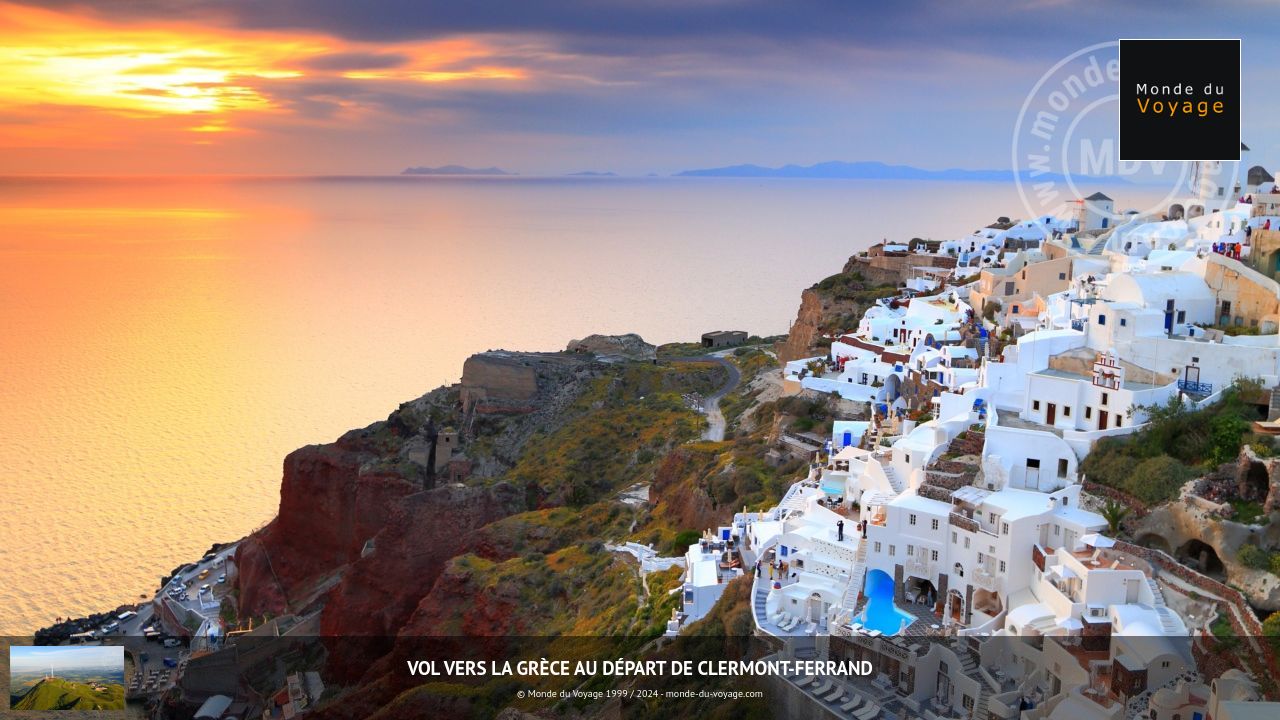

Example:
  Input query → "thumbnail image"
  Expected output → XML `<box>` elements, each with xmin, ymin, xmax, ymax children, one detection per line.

<box><xmin>9</xmin><ymin>646</ymin><xmax>125</xmax><ymax>711</ymax></box>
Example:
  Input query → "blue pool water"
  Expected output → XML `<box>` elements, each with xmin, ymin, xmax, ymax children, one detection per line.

<box><xmin>858</xmin><ymin>569</ymin><xmax>915</xmax><ymax>635</ymax></box>
<box><xmin>820</xmin><ymin>477</ymin><xmax>844</xmax><ymax>495</ymax></box>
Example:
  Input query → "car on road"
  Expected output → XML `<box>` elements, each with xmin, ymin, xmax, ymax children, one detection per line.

<box><xmin>197</xmin><ymin>569</ymin><xmax>210</xmax><ymax>580</ymax></box>
<box><xmin>101</xmin><ymin>621</ymin><xmax>119</xmax><ymax>633</ymax></box>
<box><xmin>200</xmin><ymin>583</ymin><xmax>211</xmax><ymax>593</ymax></box>
<box><xmin>217</xmin><ymin>574</ymin><xmax>227</xmax><ymax>584</ymax></box>
<box><xmin>162</xmin><ymin>638</ymin><xmax>181</xmax><ymax>648</ymax></box>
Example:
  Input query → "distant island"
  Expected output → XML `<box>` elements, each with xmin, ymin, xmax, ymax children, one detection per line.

<box><xmin>401</xmin><ymin>165</ymin><xmax>512</xmax><ymax>176</ymax></box>
<box><xmin>675</xmin><ymin>160</ymin><xmax>1119</xmax><ymax>183</ymax></box>
<box><xmin>567</xmin><ymin>171</ymin><xmax>617</xmax><ymax>177</ymax></box>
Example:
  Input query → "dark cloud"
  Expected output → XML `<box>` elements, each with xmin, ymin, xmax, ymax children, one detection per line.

<box><xmin>16</xmin><ymin>0</ymin><xmax>1262</xmax><ymax>61</ymax></box>
<box><xmin>295</xmin><ymin>51</ymin><xmax>412</xmax><ymax>71</ymax></box>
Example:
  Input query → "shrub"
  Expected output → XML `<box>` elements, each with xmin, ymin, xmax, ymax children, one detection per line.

<box><xmin>1237</xmin><ymin>543</ymin><xmax>1269</xmax><ymax>570</ymax></box>
<box><xmin>1123</xmin><ymin>455</ymin><xmax>1194</xmax><ymax>504</ymax></box>
<box><xmin>669</xmin><ymin>530</ymin><xmax>701</xmax><ymax>554</ymax></box>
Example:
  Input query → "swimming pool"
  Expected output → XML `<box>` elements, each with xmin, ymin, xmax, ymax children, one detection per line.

<box><xmin>820</xmin><ymin>477</ymin><xmax>845</xmax><ymax>496</ymax></box>
<box><xmin>857</xmin><ymin>569</ymin><xmax>916</xmax><ymax>635</ymax></box>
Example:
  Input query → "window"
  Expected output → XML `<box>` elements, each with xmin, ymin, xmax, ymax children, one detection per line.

<box><xmin>952</xmin><ymin>531</ymin><xmax>958</xmax><ymax>544</ymax></box>
<box><xmin>999</xmin><ymin>560</ymin><xmax>1007</xmax><ymax>573</ymax></box>
<box><xmin>1058</xmin><ymin>272</ymin><xmax>1066</xmax><ymax>280</ymax></box>
<box><xmin>931</xmin><ymin>550</ymin><xmax>939</xmax><ymax>561</ymax></box>
<box><xmin>1085</xmin><ymin>406</ymin><xmax>1092</xmax><ymax>419</ymax></box>
<box><xmin>1177</xmin><ymin>310</ymin><xmax>1186</xmax><ymax>323</ymax></box>
<box><xmin>1058</xmin><ymin>458</ymin><xmax>1069</xmax><ymax>479</ymax></box>
<box><xmin>1054</xmin><ymin>525</ymin><xmax>1061</xmax><ymax>536</ymax></box>
<box><xmin>1027</xmin><ymin>458</ymin><xmax>1040</xmax><ymax>469</ymax></box>
<box><xmin>909</xmin><ymin>514</ymin><xmax>917</xmax><ymax>526</ymax></box>
<box><xmin>1120</xmin><ymin>318</ymin><xmax>1127</xmax><ymax>327</ymax></box>
<box><xmin>1101</xmin><ymin>392</ymin><xmax>1109</xmax><ymax>406</ymax></box>
<box><xmin>1011</xmin><ymin>305</ymin><xmax>1019</xmax><ymax>314</ymax></box>
<box><xmin>907</xmin><ymin>545</ymin><xmax>914</xmax><ymax>556</ymax></box>
<box><xmin>889</xmin><ymin>545</ymin><xmax>896</xmax><ymax>557</ymax></box>
<box><xmin>874</xmin><ymin>541</ymin><xmax>882</xmax><ymax>553</ymax></box>
<box><xmin>964</xmin><ymin>537</ymin><xmax>971</xmax><ymax>549</ymax></box>
<box><xmin>1063</xmin><ymin>406</ymin><xmax>1071</xmax><ymax>417</ymax></box>
<box><xmin>1098</xmin><ymin>314</ymin><xmax>1106</xmax><ymax>325</ymax></box>
<box><xmin>932</xmin><ymin>519</ymin><xmax>939</xmax><ymax>531</ymax></box>
<box><xmin>1004</xmin><ymin>281</ymin><xmax>1014</xmax><ymax>295</ymax></box>
<box><xmin>1115</xmin><ymin>414</ymin><xmax>1122</xmax><ymax>428</ymax></box>
<box><xmin>1033</xmin><ymin>400</ymin><xmax>1041</xmax><ymax>411</ymax></box>
<box><xmin>1002</xmin><ymin>522</ymin><xmax>1009</xmax><ymax>535</ymax></box>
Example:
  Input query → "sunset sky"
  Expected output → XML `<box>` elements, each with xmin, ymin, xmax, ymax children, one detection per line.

<box><xmin>3</xmin><ymin>1</ymin><xmax>1278</xmax><ymax>175</ymax></box>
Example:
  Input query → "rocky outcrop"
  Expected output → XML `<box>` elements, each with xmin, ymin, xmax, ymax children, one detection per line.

<box><xmin>566</xmin><ymin>332</ymin><xmax>657</xmax><ymax>361</ymax></box>
<box><xmin>775</xmin><ymin>255</ymin><xmax>906</xmax><ymax>363</ymax></box>
<box><xmin>1133</xmin><ymin>496</ymin><xmax>1280</xmax><ymax>611</ymax></box>
<box><xmin>236</xmin><ymin>434</ymin><xmax>419</xmax><ymax>617</ymax></box>
<box><xmin>319</xmin><ymin>482</ymin><xmax>524</xmax><ymax>682</ymax></box>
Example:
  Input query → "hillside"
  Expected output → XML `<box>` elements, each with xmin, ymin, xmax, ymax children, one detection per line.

<box><xmin>10</xmin><ymin>677</ymin><xmax>124</xmax><ymax>711</ymax></box>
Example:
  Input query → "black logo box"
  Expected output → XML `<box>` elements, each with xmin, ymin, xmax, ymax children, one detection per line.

<box><xmin>1119</xmin><ymin>39</ymin><xmax>1240</xmax><ymax>161</ymax></box>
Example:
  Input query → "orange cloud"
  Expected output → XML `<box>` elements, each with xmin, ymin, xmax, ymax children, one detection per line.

<box><xmin>0</xmin><ymin>2</ymin><xmax>529</xmax><ymax>144</ymax></box>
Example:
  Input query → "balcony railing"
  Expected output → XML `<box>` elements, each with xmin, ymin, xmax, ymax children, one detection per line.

<box><xmin>1177</xmin><ymin>379</ymin><xmax>1213</xmax><ymax>395</ymax></box>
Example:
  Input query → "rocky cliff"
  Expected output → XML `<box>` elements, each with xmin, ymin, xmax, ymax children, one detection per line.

<box><xmin>775</xmin><ymin>254</ymin><xmax>904</xmax><ymax>362</ymax></box>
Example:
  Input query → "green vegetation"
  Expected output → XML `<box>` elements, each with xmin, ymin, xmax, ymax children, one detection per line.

<box><xmin>10</xmin><ymin>678</ymin><xmax>125</xmax><ymax>711</ymax></box>
<box><xmin>1264</xmin><ymin>611</ymin><xmax>1280</xmax><ymax>650</ymax></box>
<box><xmin>776</xmin><ymin>394</ymin><xmax>836</xmax><ymax>438</ymax></box>
<box><xmin>812</xmin><ymin>270</ymin><xmax>899</xmax><ymax>303</ymax></box>
<box><xmin>1099</xmin><ymin>499</ymin><xmax>1131</xmax><ymax>535</ymax></box>
<box><xmin>668</xmin><ymin>529</ymin><xmax>701</xmax><ymax>555</ymax></box>
<box><xmin>505</xmin><ymin>363</ymin><xmax>717</xmax><ymax>506</ymax></box>
<box><xmin>1197</xmin><ymin>322</ymin><xmax>1263</xmax><ymax>337</ymax></box>
<box><xmin>1081</xmin><ymin>380</ymin><xmax>1266</xmax><ymax>505</ymax></box>
<box><xmin>1237</xmin><ymin>544</ymin><xmax>1280</xmax><ymax>575</ymax></box>
<box><xmin>1231</xmin><ymin>500</ymin><xmax>1267</xmax><ymax>526</ymax></box>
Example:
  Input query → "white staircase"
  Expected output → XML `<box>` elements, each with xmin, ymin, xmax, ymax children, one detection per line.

<box><xmin>883</xmin><ymin>465</ymin><xmax>905</xmax><ymax>494</ymax></box>
<box><xmin>836</xmin><ymin>542</ymin><xmax>869</xmax><ymax>625</ymax></box>
<box><xmin>1156</xmin><ymin>607</ymin><xmax>1182</xmax><ymax>634</ymax></box>
<box><xmin>1147</xmin><ymin>578</ymin><xmax>1166</xmax><ymax>607</ymax></box>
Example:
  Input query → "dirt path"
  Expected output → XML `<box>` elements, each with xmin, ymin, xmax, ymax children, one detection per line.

<box><xmin>683</xmin><ymin>354</ymin><xmax>740</xmax><ymax>441</ymax></box>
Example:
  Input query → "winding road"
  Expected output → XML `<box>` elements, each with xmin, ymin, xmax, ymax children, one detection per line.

<box><xmin>683</xmin><ymin>354</ymin><xmax>741</xmax><ymax>441</ymax></box>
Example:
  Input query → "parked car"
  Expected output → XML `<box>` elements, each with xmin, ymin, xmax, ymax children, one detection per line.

<box><xmin>162</xmin><ymin>638</ymin><xmax>181</xmax><ymax>648</ymax></box>
<box><xmin>217</xmin><ymin>574</ymin><xmax>227</xmax><ymax>584</ymax></box>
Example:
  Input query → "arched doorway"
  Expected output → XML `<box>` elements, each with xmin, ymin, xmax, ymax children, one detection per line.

<box><xmin>1135</xmin><ymin>533</ymin><xmax>1173</xmax><ymax>556</ymax></box>
<box><xmin>947</xmin><ymin>589</ymin><xmax>965</xmax><ymax>623</ymax></box>
<box><xmin>905</xmin><ymin>577</ymin><xmax>937</xmax><ymax>607</ymax></box>
<box><xmin>806</xmin><ymin>592</ymin><xmax>826</xmax><ymax>623</ymax></box>
<box><xmin>1177</xmin><ymin>539</ymin><xmax>1224</xmax><ymax>578</ymax></box>
<box><xmin>1168</xmin><ymin>203</ymin><xmax>1185</xmax><ymax>220</ymax></box>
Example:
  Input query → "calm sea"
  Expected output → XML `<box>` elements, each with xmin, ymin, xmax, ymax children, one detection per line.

<box><xmin>0</xmin><ymin>175</ymin><xmax>1154</xmax><ymax>633</ymax></box>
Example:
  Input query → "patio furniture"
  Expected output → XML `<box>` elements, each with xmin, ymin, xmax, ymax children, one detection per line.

<box><xmin>854</xmin><ymin>702</ymin><xmax>881</xmax><ymax>719</ymax></box>
<box><xmin>840</xmin><ymin>695</ymin><xmax>864</xmax><ymax>713</ymax></box>
<box><xmin>811</xmin><ymin>678</ymin><xmax>833</xmax><ymax>695</ymax></box>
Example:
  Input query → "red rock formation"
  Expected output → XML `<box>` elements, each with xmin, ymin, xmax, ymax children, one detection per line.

<box><xmin>319</xmin><ymin>482</ymin><xmax>524</xmax><ymax>681</ymax></box>
<box><xmin>235</xmin><ymin>432</ymin><xmax>419</xmax><ymax>618</ymax></box>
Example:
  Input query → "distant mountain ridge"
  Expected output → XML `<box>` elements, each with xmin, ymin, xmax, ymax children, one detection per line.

<box><xmin>676</xmin><ymin>160</ymin><xmax>1119</xmax><ymax>183</ymax></box>
<box><xmin>401</xmin><ymin>165</ymin><xmax>511</xmax><ymax>176</ymax></box>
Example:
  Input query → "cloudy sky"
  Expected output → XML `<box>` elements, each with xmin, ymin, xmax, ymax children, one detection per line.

<box><xmin>2</xmin><ymin>0</ymin><xmax>1277</xmax><ymax>175</ymax></box>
